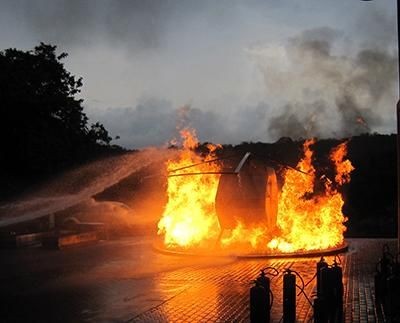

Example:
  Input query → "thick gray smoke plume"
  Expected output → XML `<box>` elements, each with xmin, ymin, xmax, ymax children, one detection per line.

<box><xmin>0</xmin><ymin>1</ymin><xmax>397</xmax><ymax>146</ymax></box>
<box><xmin>93</xmin><ymin>23</ymin><xmax>396</xmax><ymax>147</ymax></box>
<box><xmin>249</xmin><ymin>26</ymin><xmax>396</xmax><ymax>140</ymax></box>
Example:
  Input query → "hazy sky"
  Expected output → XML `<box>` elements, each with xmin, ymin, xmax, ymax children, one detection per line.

<box><xmin>0</xmin><ymin>0</ymin><xmax>397</xmax><ymax>148</ymax></box>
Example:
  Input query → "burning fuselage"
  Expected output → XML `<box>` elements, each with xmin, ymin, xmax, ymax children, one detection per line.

<box><xmin>215</xmin><ymin>161</ymin><xmax>278</xmax><ymax>232</ymax></box>
<box><xmin>157</xmin><ymin>129</ymin><xmax>354</xmax><ymax>254</ymax></box>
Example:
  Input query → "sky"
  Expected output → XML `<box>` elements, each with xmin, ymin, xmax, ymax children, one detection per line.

<box><xmin>0</xmin><ymin>0</ymin><xmax>397</xmax><ymax>148</ymax></box>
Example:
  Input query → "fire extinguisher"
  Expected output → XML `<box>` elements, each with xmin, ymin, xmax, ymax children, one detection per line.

<box><xmin>250</xmin><ymin>280</ymin><xmax>269</xmax><ymax>323</ymax></box>
<box><xmin>283</xmin><ymin>269</ymin><xmax>296</xmax><ymax>323</ymax></box>
<box><xmin>314</xmin><ymin>256</ymin><xmax>343</xmax><ymax>323</ymax></box>
<box><xmin>320</xmin><ymin>266</ymin><xmax>334</xmax><ymax>321</ymax></box>
<box><xmin>317</xmin><ymin>257</ymin><xmax>328</xmax><ymax>297</ymax></box>
<box><xmin>250</xmin><ymin>267</ymin><xmax>277</xmax><ymax>323</ymax></box>
<box><xmin>330</xmin><ymin>257</ymin><xmax>343</xmax><ymax>322</ymax></box>
<box><xmin>385</xmin><ymin>253</ymin><xmax>400</xmax><ymax>321</ymax></box>
<box><xmin>281</xmin><ymin>269</ymin><xmax>311</xmax><ymax>323</ymax></box>
<box><xmin>313</xmin><ymin>296</ymin><xmax>326</xmax><ymax>323</ymax></box>
<box><xmin>314</xmin><ymin>257</ymin><xmax>329</xmax><ymax>322</ymax></box>
<box><xmin>374</xmin><ymin>244</ymin><xmax>393</xmax><ymax>303</ymax></box>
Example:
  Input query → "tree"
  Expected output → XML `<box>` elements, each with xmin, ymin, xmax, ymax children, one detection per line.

<box><xmin>88</xmin><ymin>122</ymin><xmax>112</xmax><ymax>145</ymax></box>
<box><xmin>0</xmin><ymin>43</ymin><xmax>114</xmax><ymax>178</ymax></box>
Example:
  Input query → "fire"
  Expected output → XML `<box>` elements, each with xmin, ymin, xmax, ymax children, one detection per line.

<box><xmin>267</xmin><ymin>139</ymin><xmax>351</xmax><ymax>252</ymax></box>
<box><xmin>157</xmin><ymin>132</ymin><xmax>354</xmax><ymax>254</ymax></box>
<box><xmin>356</xmin><ymin>116</ymin><xmax>370</xmax><ymax>131</ymax></box>
<box><xmin>157</xmin><ymin>129</ymin><xmax>221</xmax><ymax>247</ymax></box>
<box><xmin>330</xmin><ymin>141</ymin><xmax>354</xmax><ymax>185</ymax></box>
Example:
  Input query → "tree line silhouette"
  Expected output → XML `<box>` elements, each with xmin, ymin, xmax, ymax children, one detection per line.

<box><xmin>0</xmin><ymin>43</ymin><xmax>123</xmax><ymax>199</ymax></box>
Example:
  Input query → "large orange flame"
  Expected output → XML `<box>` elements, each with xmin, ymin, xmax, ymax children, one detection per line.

<box><xmin>267</xmin><ymin>139</ymin><xmax>351</xmax><ymax>252</ymax></box>
<box><xmin>157</xmin><ymin>129</ymin><xmax>221</xmax><ymax>248</ymax></box>
<box><xmin>157</xmin><ymin>132</ymin><xmax>354</xmax><ymax>253</ymax></box>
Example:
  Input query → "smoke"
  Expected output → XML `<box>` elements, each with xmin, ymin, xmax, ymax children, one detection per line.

<box><xmin>268</xmin><ymin>101</ymin><xmax>327</xmax><ymax>140</ymax></box>
<box><xmin>6</xmin><ymin>0</ymin><xmax>174</xmax><ymax>50</ymax></box>
<box><xmin>249</xmin><ymin>24</ymin><xmax>396</xmax><ymax>140</ymax></box>
<box><xmin>355</xmin><ymin>6</ymin><xmax>395</xmax><ymax>50</ymax></box>
<box><xmin>86</xmin><ymin>98</ymin><xmax>274</xmax><ymax>148</ymax></box>
<box><xmin>5</xmin><ymin>0</ymin><xmax>244</xmax><ymax>51</ymax></box>
<box><xmin>0</xmin><ymin>1</ymin><xmax>397</xmax><ymax>146</ymax></box>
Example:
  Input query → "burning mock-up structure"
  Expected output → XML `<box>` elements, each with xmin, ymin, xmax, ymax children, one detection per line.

<box><xmin>157</xmin><ymin>129</ymin><xmax>354</xmax><ymax>255</ymax></box>
<box><xmin>215</xmin><ymin>157</ymin><xmax>278</xmax><ymax>237</ymax></box>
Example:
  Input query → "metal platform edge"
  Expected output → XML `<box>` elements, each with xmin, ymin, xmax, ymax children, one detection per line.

<box><xmin>152</xmin><ymin>241</ymin><xmax>349</xmax><ymax>259</ymax></box>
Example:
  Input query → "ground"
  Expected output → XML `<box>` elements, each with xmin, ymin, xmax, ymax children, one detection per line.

<box><xmin>0</xmin><ymin>237</ymin><xmax>393</xmax><ymax>322</ymax></box>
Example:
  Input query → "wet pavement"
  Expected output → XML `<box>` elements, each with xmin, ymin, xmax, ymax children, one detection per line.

<box><xmin>0</xmin><ymin>237</ymin><xmax>394</xmax><ymax>322</ymax></box>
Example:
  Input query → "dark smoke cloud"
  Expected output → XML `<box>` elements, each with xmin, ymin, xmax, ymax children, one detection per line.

<box><xmin>5</xmin><ymin>0</ymin><xmax>244</xmax><ymax>51</ymax></box>
<box><xmin>268</xmin><ymin>101</ymin><xmax>328</xmax><ymax>140</ymax></box>
<box><xmin>18</xmin><ymin>0</ymin><xmax>171</xmax><ymax>49</ymax></box>
<box><xmin>253</xmin><ymin>24</ymin><xmax>396</xmax><ymax>140</ymax></box>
